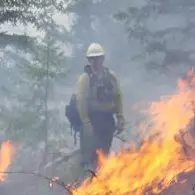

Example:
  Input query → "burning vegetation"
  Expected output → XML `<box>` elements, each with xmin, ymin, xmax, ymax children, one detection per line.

<box><xmin>0</xmin><ymin>140</ymin><xmax>14</xmax><ymax>182</ymax></box>
<box><xmin>2</xmin><ymin>70</ymin><xmax>195</xmax><ymax>195</ymax></box>
<box><xmin>72</xmin><ymin>69</ymin><xmax>195</xmax><ymax>195</ymax></box>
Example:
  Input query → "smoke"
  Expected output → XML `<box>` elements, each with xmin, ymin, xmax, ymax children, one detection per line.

<box><xmin>1</xmin><ymin>0</ymin><xmax>194</xmax><ymax>194</ymax></box>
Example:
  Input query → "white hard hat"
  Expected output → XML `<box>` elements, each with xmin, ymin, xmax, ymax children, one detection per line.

<box><xmin>86</xmin><ymin>43</ymin><xmax>105</xmax><ymax>57</ymax></box>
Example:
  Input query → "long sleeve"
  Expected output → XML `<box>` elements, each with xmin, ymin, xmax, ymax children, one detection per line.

<box><xmin>115</xmin><ymin>77</ymin><xmax>123</xmax><ymax>116</ymax></box>
<box><xmin>76</xmin><ymin>73</ymin><xmax>90</xmax><ymax>124</ymax></box>
<box><xmin>110</xmin><ymin>71</ymin><xmax>123</xmax><ymax>116</ymax></box>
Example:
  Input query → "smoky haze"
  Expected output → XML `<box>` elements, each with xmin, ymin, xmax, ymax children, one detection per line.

<box><xmin>0</xmin><ymin>0</ymin><xmax>194</xmax><ymax>194</ymax></box>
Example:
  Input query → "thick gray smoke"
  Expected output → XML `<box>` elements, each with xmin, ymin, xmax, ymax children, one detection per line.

<box><xmin>1</xmin><ymin>0</ymin><xmax>195</xmax><ymax>194</ymax></box>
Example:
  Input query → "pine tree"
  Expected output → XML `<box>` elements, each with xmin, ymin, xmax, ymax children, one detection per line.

<box><xmin>0</xmin><ymin>0</ymin><xmax>70</xmax><ymax>170</ymax></box>
<box><xmin>115</xmin><ymin>0</ymin><xmax>195</xmax><ymax>73</ymax></box>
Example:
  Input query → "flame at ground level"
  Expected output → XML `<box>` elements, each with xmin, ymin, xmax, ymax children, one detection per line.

<box><xmin>73</xmin><ymin>69</ymin><xmax>195</xmax><ymax>195</ymax></box>
<box><xmin>0</xmin><ymin>140</ymin><xmax>14</xmax><ymax>182</ymax></box>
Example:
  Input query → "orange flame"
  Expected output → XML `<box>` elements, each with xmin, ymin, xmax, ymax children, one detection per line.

<box><xmin>0</xmin><ymin>140</ymin><xmax>14</xmax><ymax>182</ymax></box>
<box><xmin>73</xmin><ymin>69</ymin><xmax>195</xmax><ymax>195</ymax></box>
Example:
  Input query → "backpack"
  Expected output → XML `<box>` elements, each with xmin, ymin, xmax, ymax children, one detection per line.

<box><xmin>65</xmin><ymin>93</ymin><xmax>82</xmax><ymax>132</ymax></box>
<box><xmin>65</xmin><ymin>66</ymin><xmax>92</xmax><ymax>145</ymax></box>
<box><xmin>65</xmin><ymin>93</ymin><xmax>82</xmax><ymax>145</ymax></box>
<box><xmin>65</xmin><ymin>65</ymin><xmax>115</xmax><ymax>144</ymax></box>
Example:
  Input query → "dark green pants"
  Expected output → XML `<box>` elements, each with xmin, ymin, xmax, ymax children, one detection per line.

<box><xmin>80</xmin><ymin>111</ymin><xmax>115</xmax><ymax>168</ymax></box>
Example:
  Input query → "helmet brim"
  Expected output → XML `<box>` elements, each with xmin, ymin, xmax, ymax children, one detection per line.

<box><xmin>86</xmin><ymin>53</ymin><xmax>105</xmax><ymax>57</ymax></box>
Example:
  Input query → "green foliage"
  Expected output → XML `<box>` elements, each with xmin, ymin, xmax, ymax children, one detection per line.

<box><xmin>0</xmin><ymin>32</ymin><xmax>35</xmax><ymax>50</ymax></box>
<box><xmin>0</xmin><ymin>0</ymin><xmax>69</xmax><ymax>50</ymax></box>
<box><xmin>115</xmin><ymin>0</ymin><xmax>195</xmax><ymax>71</ymax></box>
<box><xmin>0</xmin><ymin>39</ymin><xmax>67</xmax><ymax>145</ymax></box>
<box><xmin>0</xmin><ymin>0</ymin><xmax>67</xmax><ymax>25</ymax></box>
<box><xmin>0</xmin><ymin>0</ymin><xmax>70</xmax><ymax>146</ymax></box>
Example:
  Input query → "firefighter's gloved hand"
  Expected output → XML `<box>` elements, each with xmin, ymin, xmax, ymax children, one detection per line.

<box><xmin>116</xmin><ymin>115</ymin><xmax>125</xmax><ymax>134</ymax></box>
<box><xmin>83</xmin><ymin>122</ymin><xmax>93</xmax><ymax>135</ymax></box>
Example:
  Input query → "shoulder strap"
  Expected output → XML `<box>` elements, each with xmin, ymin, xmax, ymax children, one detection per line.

<box><xmin>83</xmin><ymin>65</ymin><xmax>113</xmax><ymax>82</ymax></box>
<box><xmin>84</xmin><ymin>65</ymin><xmax>110</xmax><ymax>74</ymax></box>
<box><xmin>103</xmin><ymin>67</ymin><xmax>115</xmax><ymax>81</ymax></box>
<box><xmin>83</xmin><ymin>65</ymin><xmax>96</xmax><ymax>87</ymax></box>
<box><xmin>84</xmin><ymin>65</ymin><xmax>92</xmax><ymax>75</ymax></box>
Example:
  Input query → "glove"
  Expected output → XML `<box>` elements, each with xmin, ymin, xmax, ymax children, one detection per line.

<box><xmin>116</xmin><ymin>115</ymin><xmax>125</xmax><ymax>134</ymax></box>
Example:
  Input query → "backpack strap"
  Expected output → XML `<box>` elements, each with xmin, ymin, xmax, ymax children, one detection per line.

<box><xmin>84</xmin><ymin>65</ymin><xmax>92</xmax><ymax>75</ymax></box>
<box><xmin>84</xmin><ymin>65</ymin><xmax>110</xmax><ymax>75</ymax></box>
<box><xmin>104</xmin><ymin>67</ymin><xmax>114</xmax><ymax>79</ymax></box>
<box><xmin>84</xmin><ymin>65</ymin><xmax>96</xmax><ymax>90</ymax></box>
<box><xmin>83</xmin><ymin>65</ymin><xmax>114</xmax><ymax>89</ymax></box>
<box><xmin>84</xmin><ymin>65</ymin><xmax>112</xmax><ymax>79</ymax></box>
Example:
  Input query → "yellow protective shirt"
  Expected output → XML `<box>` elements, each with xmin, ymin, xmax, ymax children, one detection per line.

<box><xmin>75</xmin><ymin>68</ymin><xmax>123</xmax><ymax>124</ymax></box>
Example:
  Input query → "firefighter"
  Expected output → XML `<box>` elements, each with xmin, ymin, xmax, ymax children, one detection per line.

<box><xmin>76</xmin><ymin>43</ymin><xmax>125</xmax><ymax>170</ymax></box>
